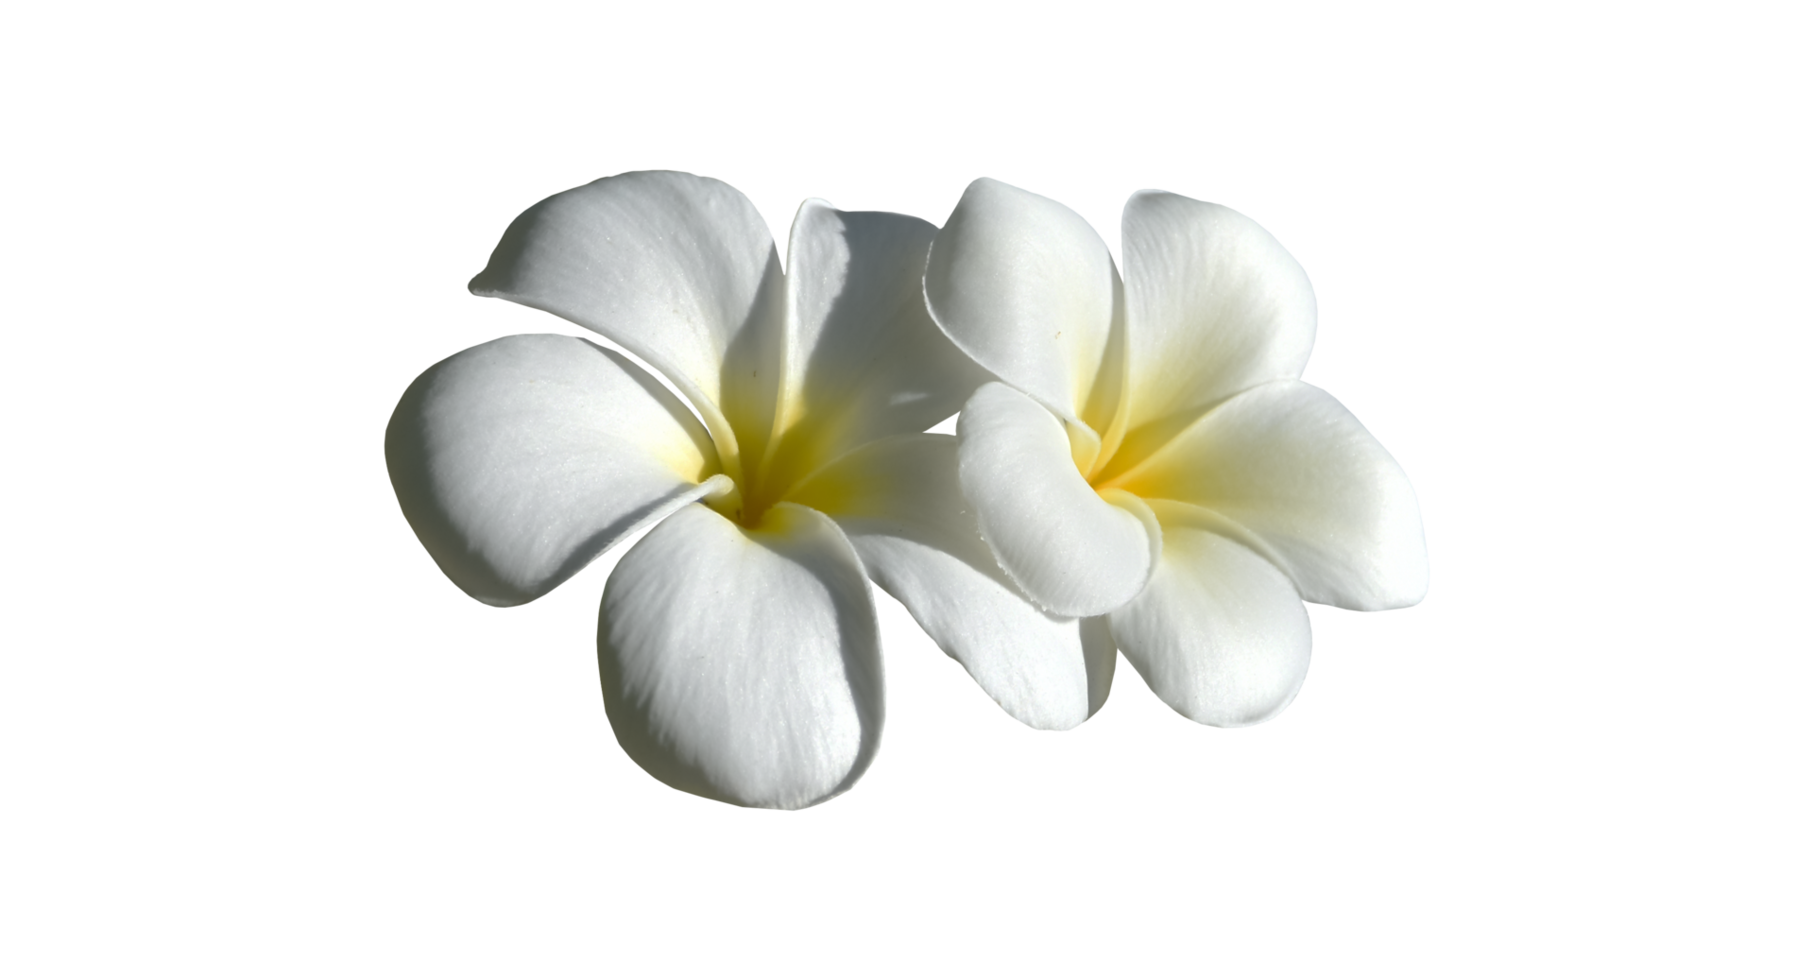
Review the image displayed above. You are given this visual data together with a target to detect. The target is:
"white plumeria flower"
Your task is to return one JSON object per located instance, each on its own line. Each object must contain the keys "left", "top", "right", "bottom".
{"left": 387, "top": 171, "right": 1122, "bottom": 809}
{"left": 924, "top": 178, "right": 1429, "bottom": 727}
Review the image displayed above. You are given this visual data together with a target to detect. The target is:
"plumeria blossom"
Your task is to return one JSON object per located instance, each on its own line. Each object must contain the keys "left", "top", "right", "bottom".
{"left": 923, "top": 179, "right": 1428, "bottom": 727}
{"left": 387, "top": 171, "right": 1125, "bottom": 809}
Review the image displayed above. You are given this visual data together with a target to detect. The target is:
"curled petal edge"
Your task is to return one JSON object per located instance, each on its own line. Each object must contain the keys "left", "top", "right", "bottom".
{"left": 957, "top": 383, "right": 1157, "bottom": 618}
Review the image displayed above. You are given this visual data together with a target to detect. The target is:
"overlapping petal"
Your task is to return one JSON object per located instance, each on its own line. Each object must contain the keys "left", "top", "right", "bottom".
{"left": 919, "top": 176, "right": 1427, "bottom": 737}
{"left": 1106, "top": 192, "right": 1317, "bottom": 473}
{"left": 788, "top": 434, "right": 1114, "bottom": 729}
{"left": 1110, "top": 504, "right": 1312, "bottom": 727}
{"left": 924, "top": 178, "right": 1125, "bottom": 428}
{"left": 956, "top": 383, "right": 1158, "bottom": 618}
{"left": 439, "top": 176, "right": 1033, "bottom": 801}
{"left": 1104, "top": 380, "right": 1428, "bottom": 610}
{"left": 599, "top": 503, "right": 882, "bottom": 810}
{"left": 385, "top": 334, "right": 724, "bottom": 606}
{"left": 755, "top": 202, "right": 990, "bottom": 504}
{"left": 467, "top": 171, "right": 785, "bottom": 481}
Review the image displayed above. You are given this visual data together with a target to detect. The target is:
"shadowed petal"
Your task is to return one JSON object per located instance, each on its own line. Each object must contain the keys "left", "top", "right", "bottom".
{"left": 788, "top": 434, "right": 1115, "bottom": 729}
{"left": 1079, "top": 616, "right": 1115, "bottom": 719}
{"left": 386, "top": 334, "right": 722, "bottom": 606}
{"left": 756, "top": 202, "right": 990, "bottom": 496}
{"left": 599, "top": 503, "right": 882, "bottom": 810}
{"left": 1110, "top": 513, "right": 1312, "bottom": 727}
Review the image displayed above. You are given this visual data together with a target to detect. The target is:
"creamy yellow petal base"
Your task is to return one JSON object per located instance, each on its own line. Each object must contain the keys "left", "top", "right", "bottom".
{"left": 1104, "top": 380, "right": 1427, "bottom": 610}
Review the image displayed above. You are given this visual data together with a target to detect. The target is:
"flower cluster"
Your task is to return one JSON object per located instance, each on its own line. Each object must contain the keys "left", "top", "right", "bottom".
{"left": 386, "top": 171, "right": 1427, "bottom": 809}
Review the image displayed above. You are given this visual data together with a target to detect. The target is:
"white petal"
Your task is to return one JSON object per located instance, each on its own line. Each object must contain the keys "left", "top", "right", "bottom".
{"left": 600, "top": 503, "right": 882, "bottom": 810}
{"left": 924, "top": 178, "right": 1122, "bottom": 423}
{"left": 1110, "top": 512, "right": 1312, "bottom": 727}
{"left": 1079, "top": 616, "right": 1116, "bottom": 718}
{"left": 386, "top": 334, "right": 722, "bottom": 606}
{"left": 957, "top": 383, "right": 1156, "bottom": 618}
{"left": 1106, "top": 380, "right": 1428, "bottom": 610}
{"left": 754, "top": 202, "right": 990, "bottom": 495}
{"left": 467, "top": 171, "right": 785, "bottom": 478}
{"left": 1105, "top": 192, "right": 1317, "bottom": 471}
{"left": 787, "top": 435, "right": 1115, "bottom": 729}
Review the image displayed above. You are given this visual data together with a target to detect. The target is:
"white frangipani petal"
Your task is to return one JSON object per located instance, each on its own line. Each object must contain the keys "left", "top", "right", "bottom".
{"left": 467, "top": 170, "right": 785, "bottom": 479}
{"left": 386, "top": 334, "right": 722, "bottom": 606}
{"left": 1111, "top": 192, "right": 1317, "bottom": 466}
{"left": 789, "top": 435, "right": 1114, "bottom": 730}
{"left": 925, "top": 178, "right": 1123, "bottom": 423}
{"left": 957, "top": 383, "right": 1156, "bottom": 618}
{"left": 1106, "top": 380, "right": 1428, "bottom": 610}
{"left": 916, "top": 177, "right": 1423, "bottom": 733}
{"left": 1110, "top": 512, "right": 1312, "bottom": 727}
{"left": 599, "top": 503, "right": 882, "bottom": 810}
{"left": 759, "top": 202, "right": 990, "bottom": 493}
{"left": 1079, "top": 616, "right": 1116, "bottom": 718}
{"left": 405, "top": 171, "right": 1146, "bottom": 807}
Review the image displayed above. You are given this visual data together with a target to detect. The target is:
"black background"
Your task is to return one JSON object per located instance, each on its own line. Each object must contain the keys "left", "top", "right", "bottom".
{"left": 341, "top": 126, "right": 1465, "bottom": 838}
